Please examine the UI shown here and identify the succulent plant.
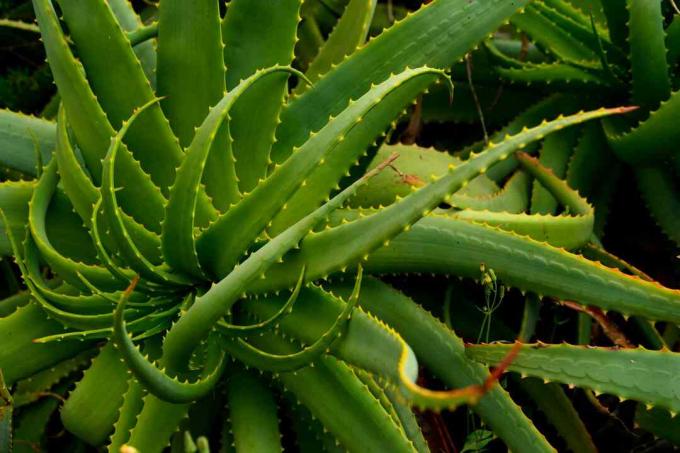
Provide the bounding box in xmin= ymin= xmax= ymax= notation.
xmin=484 ymin=0 xmax=680 ymax=247
xmin=0 ymin=0 xmax=679 ymax=452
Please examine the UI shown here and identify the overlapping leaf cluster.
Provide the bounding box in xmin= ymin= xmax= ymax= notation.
xmin=0 ymin=0 xmax=678 ymax=452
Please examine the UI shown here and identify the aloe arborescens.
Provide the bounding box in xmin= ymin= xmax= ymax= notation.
xmin=0 ymin=0 xmax=679 ymax=452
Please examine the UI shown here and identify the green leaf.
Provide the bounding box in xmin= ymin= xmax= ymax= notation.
xmin=222 ymin=0 xmax=303 ymax=193
xmin=0 ymin=180 xmax=32 ymax=256
xmin=348 ymin=144 xmax=502 ymax=211
xmin=108 ymin=0 xmax=157 ymax=85
xmin=467 ymin=343 xmax=680 ymax=413
xmin=0 ymin=109 xmax=54 ymax=176
xmin=157 ymin=0 xmax=236 ymax=210
xmin=0 ymin=370 xmax=11 ymax=453
xmin=300 ymin=0 xmax=377 ymax=92
xmin=271 ymin=0 xmax=530 ymax=164
xmin=163 ymin=145 xmax=398 ymax=372
xmin=163 ymin=67 xmax=303 ymax=279
xmin=226 ymin=369 xmax=282 ymax=453
xmin=108 ymin=378 xmax=145 ymax=452
xmin=0 ymin=303 xmax=93 ymax=385
xmin=636 ymin=165 xmax=680 ymax=247
xmin=157 ymin=0 xmax=224 ymax=147
xmin=516 ymin=377 xmax=596 ymax=453
xmin=197 ymin=67 xmax=443 ymax=278
xmin=61 ymin=343 xmax=130 ymax=446
xmin=256 ymin=107 xmax=625 ymax=287
xmin=531 ymin=127 xmax=580 ymax=215
xmin=635 ymin=405 xmax=680 ymax=445
xmin=510 ymin=3 xmax=600 ymax=65
xmin=461 ymin=430 xmax=495 ymax=453
xmin=341 ymin=278 xmax=555 ymax=452
xmin=113 ymin=282 xmax=226 ymax=404
xmin=626 ymin=0 xmax=670 ymax=108
xmin=56 ymin=0 xmax=184 ymax=191
xmin=32 ymin=0 xmax=171 ymax=231
xmin=277 ymin=354 xmax=415 ymax=452
xmin=599 ymin=0 xmax=628 ymax=48
xmin=27 ymin=161 xmax=123 ymax=291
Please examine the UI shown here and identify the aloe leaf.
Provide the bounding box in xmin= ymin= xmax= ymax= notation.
xmin=31 ymin=0 xmax=111 ymax=178
xmin=421 ymin=80 xmax=542 ymax=127
xmin=534 ymin=0 xmax=623 ymax=63
xmin=107 ymin=378 xmax=144 ymax=453
xmin=277 ymin=354 xmax=415 ymax=452
xmin=287 ymin=397 xmax=341 ymax=453
xmin=126 ymin=394 xmax=190 ymax=453
xmin=0 ymin=109 xmax=54 ymax=176
xmin=243 ymin=281 xmax=504 ymax=412
xmin=197 ymin=67 xmax=442 ymax=278
xmin=0 ymin=180 xmax=94 ymax=265
xmin=510 ymin=3 xmax=600 ymax=65
xmin=516 ymin=377 xmax=596 ymax=453
xmin=467 ymin=343 xmax=680 ymax=413
xmin=445 ymin=151 xmax=594 ymax=249
xmin=450 ymin=170 xmax=530 ymax=214
xmin=108 ymin=0 xmax=157 ymax=85
xmin=518 ymin=151 xmax=592 ymax=215
xmin=467 ymin=94 xmax=582 ymax=182
xmin=157 ymin=0 xmax=236 ymax=210
xmin=226 ymin=369 xmax=282 ymax=453
xmin=56 ymin=0 xmax=183 ymax=190
xmin=251 ymin=205 xmax=680 ymax=324
xmin=495 ymin=62 xmax=607 ymax=86
xmin=366 ymin=215 xmax=680 ymax=321
xmin=0 ymin=181 xmax=32 ymax=256
xmin=256 ymin=107 xmax=627 ymax=286
xmin=605 ymin=90 xmax=680 ymax=164
xmin=217 ymin=266 xmax=304 ymax=335
xmin=383 ymin=386 xmax=429 ymax=453
xmin=164 ymin=147 xmax=398 ymax=371
xmin=55 ymin=106 xmax=162 ymax=263
xmin=241 ymin=285 xmax=403 ymax=381
xmin=348 ymin=144 xmax=504 ymax=211
xmin=163 ymin=67 xmax=304 ymax=279
xmin=271 ymin=0 xmax=530 ymax=164
xmin=20 ymin=239 xmax=142 ymax=330
xmin=27 ymin=160 xmax=124 ymax=291
xmin=157 ymin=0 xmax=224 ymax=147
xmin=0 ymin=371 xmax=11 ymax=452
xmin=32 ymin=0 xmax=169 ymax=231
xmin=60 ymin=343 xmax=130 ymax=446
xmin=100 ymin=100 xmax=191 ymax=286
xmin=300 ymin=0 xmax=377 ymax=92
xmin=353 ymin=370 xmax=405 ymax=438
xmin=222 ymin=0 xmax=303 ymax=193
xmin=635 ymin=405 xmax=680 ymax=445
xmin=13 ymin=379 xmax=73 ymax=452
xmin=331 ymin=278 xmax=555 ymax=452
xmin=54 ymin=106 xmax=97 ymax=225
xmin=224 ymin=272 xmax=361 ymax=373
xmin=666 ymin=15 xmax=680 ymax=68
xmin=565 ymin=122 xmax=619 ymax=236
xmin=599 ymin=0 xmax=628 ymax=48
xmin=626 ymin=0 xmax=670 ymax=108
xmin=531 ymin=127 xmax=580 ymax=215
xmin=636 ymin=165 xmax=680 ymax=247
xmin=0 ymin=303 xmax=93 ymax=386
xmin=267 ymin=71 xmax=448 ymax=235
xmin=112 ymin=279 xmax=227 ymax=404
xmin=0 ymin=292 xmax=30 ymax=318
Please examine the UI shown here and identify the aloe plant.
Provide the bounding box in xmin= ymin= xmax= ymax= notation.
xmin=483 ymin=0 xmax=680 ymax=247
xmin=0 ymin=0 xmax=679 ymax=452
